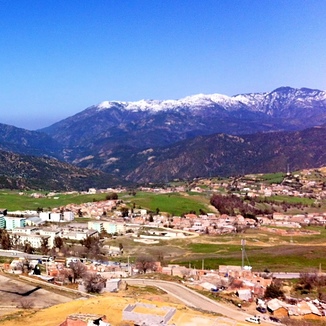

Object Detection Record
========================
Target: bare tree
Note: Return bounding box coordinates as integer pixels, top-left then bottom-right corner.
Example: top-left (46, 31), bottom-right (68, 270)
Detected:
top-left (56, 268), bottom-right (72, 284)
top-left (80, 236), bottom-right (102, 258)
top-left (23, 241), bottom-right (34, 254)
top-left (54, 236), bottom-right (64, 250)
top-left (19, 298), bottom-right (34, 309)
top-left (11, 234), bottom-right (21, 250)
top-left (0, 229), bottom-right (12, 250)
top-left (83, 272), bottom-right (106, 293)
top-left (135, 255), bottom-right (156, 274)
top-left (40, 237), bottom-right (49, 255)
top-left (69, 261), bottom-right (87, 283)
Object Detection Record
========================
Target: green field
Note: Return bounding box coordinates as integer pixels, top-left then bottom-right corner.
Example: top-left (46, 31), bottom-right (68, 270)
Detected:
top-left (121, 191), bottom-right (214, 216)
top-left (0, 190), bottom-right (108, 211)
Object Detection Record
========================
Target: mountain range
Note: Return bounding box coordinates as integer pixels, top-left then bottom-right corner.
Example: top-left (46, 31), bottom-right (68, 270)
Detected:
top-left (1, 86), bottom-right (326, 189)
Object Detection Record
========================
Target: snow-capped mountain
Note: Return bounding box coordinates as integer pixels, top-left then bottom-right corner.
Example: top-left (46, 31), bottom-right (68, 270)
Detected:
top-left (96, 92), bottom-right (246, 112)
top-left (234, 87), bottom-right (326, 116)
top-left (95, 86), bottom-right (326, 115)
top-left (0, 86), bottom-right (325, 187)
top-left (37, 86), bottom-right (326, 180)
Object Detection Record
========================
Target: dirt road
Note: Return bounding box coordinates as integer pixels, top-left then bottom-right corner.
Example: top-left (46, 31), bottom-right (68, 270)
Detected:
top-left (0, 274), bottom-right (73, 316)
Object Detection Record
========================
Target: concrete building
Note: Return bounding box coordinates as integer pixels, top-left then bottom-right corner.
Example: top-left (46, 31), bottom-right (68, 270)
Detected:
top-left (102, 221), bottom-right (125, 235)
top-left (88, 221), bottom-right (103, 233)
top-left (9, 232), bottom-right (50, 249)
top-left (63, 211), bottom-right (74, 221)
top-left (4, 216), bottom-right (26, 230)
top-left (0, 215), bottom-right (5, 229)
top-left (25, 216), bottom-right (45, 226)
top-left (39, 228), bottom-right (62, 248)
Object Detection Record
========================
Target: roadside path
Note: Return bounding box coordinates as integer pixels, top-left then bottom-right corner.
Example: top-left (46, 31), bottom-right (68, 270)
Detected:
top-left (127, 279), bottom-right (278, 325)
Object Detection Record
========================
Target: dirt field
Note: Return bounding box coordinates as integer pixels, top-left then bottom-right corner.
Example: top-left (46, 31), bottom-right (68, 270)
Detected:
top-left (0, 279), bottom-right (255, 326)
top-left (0, 292), bottom-right (252, 326)
top-left (0, 274), bottom-right (73, 316)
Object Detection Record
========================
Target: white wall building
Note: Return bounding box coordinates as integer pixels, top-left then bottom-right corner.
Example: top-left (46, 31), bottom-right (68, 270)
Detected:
top-left (39, 228), bottom-right (62, 248)
top-left (63, 211), bottom-right (74, 221)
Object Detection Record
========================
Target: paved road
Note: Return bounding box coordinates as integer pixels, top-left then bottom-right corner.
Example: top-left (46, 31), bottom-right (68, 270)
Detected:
top-left (127, 279), bottom-right (277, 325)
top-left (0, 249), bottom-right (43, 260)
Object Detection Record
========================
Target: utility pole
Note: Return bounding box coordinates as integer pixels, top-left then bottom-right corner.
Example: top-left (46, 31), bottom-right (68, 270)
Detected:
top-left (241, 239), bottom-right (245, 270)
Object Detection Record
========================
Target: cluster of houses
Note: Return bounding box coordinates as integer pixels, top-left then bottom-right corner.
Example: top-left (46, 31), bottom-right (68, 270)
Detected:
top-left (2, 190), bottom-right (326, 249)
top-left (8, 251), bottom-right (326, 322)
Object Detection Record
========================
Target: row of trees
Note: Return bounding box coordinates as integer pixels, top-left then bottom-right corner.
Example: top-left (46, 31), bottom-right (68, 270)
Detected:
top-left (0, 230), bottom-right (104, 258)
top-left (210, 194), bottom-right (263, 218)
top-left (0, 229), bottom-right (41, 254)
top-left (210, 193), bottom-right (315, 218)
top-left (54, 260), bottom-right (106, 293)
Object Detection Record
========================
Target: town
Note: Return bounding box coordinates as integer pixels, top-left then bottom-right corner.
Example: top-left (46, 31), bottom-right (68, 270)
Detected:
top-left (1, 169), bottom-right (326, 325)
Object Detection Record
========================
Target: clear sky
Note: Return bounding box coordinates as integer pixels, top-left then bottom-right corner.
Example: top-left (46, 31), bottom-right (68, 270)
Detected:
top-left (0, 0), bottom-right (325, 130)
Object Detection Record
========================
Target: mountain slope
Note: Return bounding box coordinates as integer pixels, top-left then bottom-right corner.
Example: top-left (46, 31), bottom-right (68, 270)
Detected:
top-left (0, 123), bottom-right (63, 159)
top-left (124, 125), bottom-right (326, 183)
top-left (40, 87), bottom-right (326, 174)
top-left (0, 150), bottom-right (119, 190)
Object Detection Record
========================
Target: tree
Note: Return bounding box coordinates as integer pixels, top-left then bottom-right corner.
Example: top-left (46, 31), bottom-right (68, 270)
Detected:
top-left (0, 229), bottom-right (12, 250)
top-left (80, 236), bottom-right (102, 258)
top-left (69, 261), bottom-right (87, 283)
top-left (135, 255), bottom-right (156, 274)
top-left (54, 236), bottom-right (64, 250)
top-left (264, 280), bottom-right (285, 299)
top-left (106, 192), bottom-right (118, 200)
top-left (119, 243), bottom-right (124, 253)
top-left (23, 241), bottom-right (34, 254)
top-left (83, 272), bottom-right (106, 293)
top-left (120, 207), bottom-right (129, 217)
top-left (11, 234), bottom-right (21, 250)
top-left (40, 237), bottom-right (49, 255)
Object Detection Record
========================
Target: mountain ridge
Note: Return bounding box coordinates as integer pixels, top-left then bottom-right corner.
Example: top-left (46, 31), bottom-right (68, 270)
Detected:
top-left (0, 86), bottom-right (326, 188)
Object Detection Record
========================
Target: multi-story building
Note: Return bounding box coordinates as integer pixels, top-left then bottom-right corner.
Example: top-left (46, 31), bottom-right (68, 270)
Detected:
top-left (0, 215), bottom-right (5, 229)
top-left (4, 216), bottom-right (26, 230)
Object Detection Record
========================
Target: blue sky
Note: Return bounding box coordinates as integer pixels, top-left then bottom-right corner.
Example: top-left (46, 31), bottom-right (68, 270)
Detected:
top-left (0, 0), bottom-right (325, 130)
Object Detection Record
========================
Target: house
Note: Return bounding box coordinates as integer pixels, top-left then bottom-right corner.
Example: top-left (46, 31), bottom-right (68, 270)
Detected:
top-left (63, 211), bottom-right (74, 221)
top-left (298, 301), bottom-right (322, 320)
top-left (39, 212), bottom-right (63, 222)
top-left (104, 278), bottom-right (121, 292)
top-left (59, 314), bottom-right (110, 326)
top-left (63, 229), bottom-right (98, 241)
top-left (267, 298), bottom-right (288, 318)
top-left (25, 216), bottom-right (44, 226)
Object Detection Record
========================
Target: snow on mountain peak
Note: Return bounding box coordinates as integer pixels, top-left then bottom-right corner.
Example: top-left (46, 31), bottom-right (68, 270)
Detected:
top-left (95, 93), bottom-right (244, 113)
top-left (95, 87), bottom-right (326, 114)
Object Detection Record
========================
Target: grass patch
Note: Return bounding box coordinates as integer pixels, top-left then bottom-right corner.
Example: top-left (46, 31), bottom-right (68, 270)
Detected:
top-left (124, 191), bottom-right (212, 216)
top-left (0, 190), bottom-right (109, 211)
top-left (267, 195), bottom-right (314, 205)
top-left (260, 172), bottom-right (285, 184)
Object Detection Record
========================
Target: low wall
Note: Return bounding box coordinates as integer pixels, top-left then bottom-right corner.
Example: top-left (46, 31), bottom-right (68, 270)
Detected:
top-left (123, 303), bottom-right (176, 325)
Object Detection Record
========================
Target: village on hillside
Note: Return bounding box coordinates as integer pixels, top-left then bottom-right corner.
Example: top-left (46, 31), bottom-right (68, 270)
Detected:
top-left (1, 169), bottom-right (326, 324)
